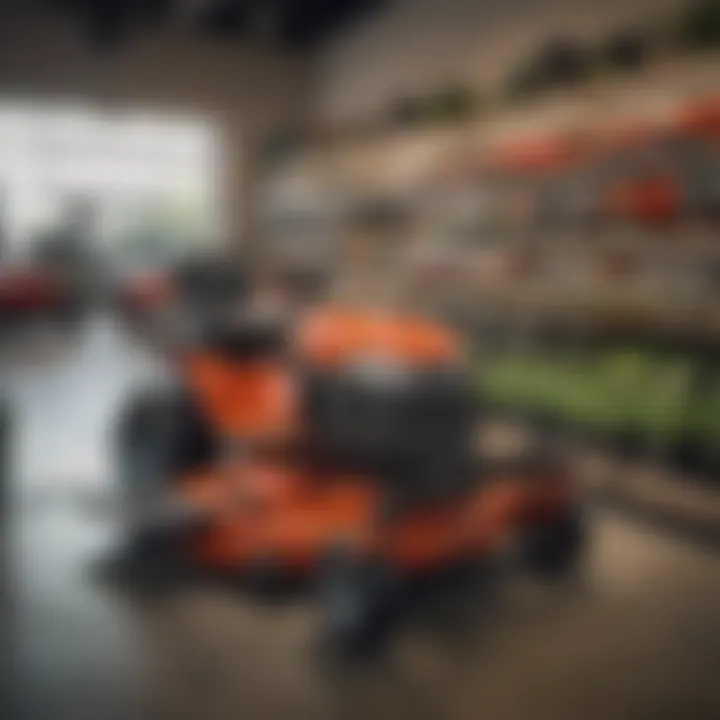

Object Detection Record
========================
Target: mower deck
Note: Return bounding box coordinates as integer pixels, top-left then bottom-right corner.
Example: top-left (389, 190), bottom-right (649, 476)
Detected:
top-left (172, 463), bottom-right (574, 577)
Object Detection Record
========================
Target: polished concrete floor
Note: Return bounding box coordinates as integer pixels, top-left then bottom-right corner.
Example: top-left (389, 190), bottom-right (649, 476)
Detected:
top-left (5, 318), bottom-right (720, 720)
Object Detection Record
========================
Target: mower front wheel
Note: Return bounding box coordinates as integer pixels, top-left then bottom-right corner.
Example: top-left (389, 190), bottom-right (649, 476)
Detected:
top-left (112, 388), bottom-right (214, 592)
top-left (317, 547), bottom-right (404, 659)
top-left (116, 387), bottom-right (215, 495)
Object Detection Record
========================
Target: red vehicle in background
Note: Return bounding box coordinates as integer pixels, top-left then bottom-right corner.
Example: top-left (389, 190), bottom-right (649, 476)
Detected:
top-left (0, 263), bottom-right (82, 327)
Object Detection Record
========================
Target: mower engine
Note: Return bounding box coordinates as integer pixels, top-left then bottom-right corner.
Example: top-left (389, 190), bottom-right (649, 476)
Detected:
top-left (302, 360), bottom-right (476, 508)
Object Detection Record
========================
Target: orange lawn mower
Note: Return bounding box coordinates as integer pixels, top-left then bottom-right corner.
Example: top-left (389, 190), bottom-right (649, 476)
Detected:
top-left (111, 273), bottom-right (586, 655)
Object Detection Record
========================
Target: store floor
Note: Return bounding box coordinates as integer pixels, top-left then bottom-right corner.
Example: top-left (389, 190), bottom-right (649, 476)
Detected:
top-left (6, 318), bottom-right (720, 720)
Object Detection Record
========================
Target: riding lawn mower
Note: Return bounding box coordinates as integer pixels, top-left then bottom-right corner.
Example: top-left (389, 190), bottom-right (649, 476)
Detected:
top-left (113, 263), bottom-right (586, 655)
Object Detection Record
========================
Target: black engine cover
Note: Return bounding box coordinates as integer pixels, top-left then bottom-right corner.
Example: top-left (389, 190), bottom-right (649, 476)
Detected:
top-left (302, 363), bottom-right (476, 503)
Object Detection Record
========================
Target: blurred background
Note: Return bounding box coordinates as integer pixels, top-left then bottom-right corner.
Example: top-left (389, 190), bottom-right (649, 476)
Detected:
top-left (2, 1), bottom-right (720, 719)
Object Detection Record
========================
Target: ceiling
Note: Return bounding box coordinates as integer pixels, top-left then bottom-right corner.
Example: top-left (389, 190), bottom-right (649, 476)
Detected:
top-left (51, 0), bottom-right (387, 50)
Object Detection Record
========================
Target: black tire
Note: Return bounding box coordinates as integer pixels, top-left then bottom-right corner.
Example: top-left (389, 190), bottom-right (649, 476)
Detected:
top-left (116, 387), bottom-right (216, 491)
top-left (115, 387), bottom-right (216, 549)
top-left (523, 509), bottom-right (586, 579)
top-left (317, 548), bottom-right (404, 658)
top-left (112, 388), bottom-right (215, 593)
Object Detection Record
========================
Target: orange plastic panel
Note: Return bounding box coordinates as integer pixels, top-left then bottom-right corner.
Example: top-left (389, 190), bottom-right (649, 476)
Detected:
top-left (185, 356), bottom-right (296, 439)
top-left (297, 307), bottom-right (462, 369)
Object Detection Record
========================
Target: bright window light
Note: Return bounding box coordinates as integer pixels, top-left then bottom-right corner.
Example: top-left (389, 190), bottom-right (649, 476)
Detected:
top-left (0, 101), bottom-right (223, 265)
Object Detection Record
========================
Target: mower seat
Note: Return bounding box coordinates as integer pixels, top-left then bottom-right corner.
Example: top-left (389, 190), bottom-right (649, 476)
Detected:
top-left (204, 314), bottom-right (287, 362)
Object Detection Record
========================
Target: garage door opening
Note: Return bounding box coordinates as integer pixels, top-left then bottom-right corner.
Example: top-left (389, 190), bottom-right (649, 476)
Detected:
top-left (0, 100), bottom-right (223, 272)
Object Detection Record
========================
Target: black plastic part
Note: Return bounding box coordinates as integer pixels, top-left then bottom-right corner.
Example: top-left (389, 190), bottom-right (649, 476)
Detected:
top-left (301, 367), bottom-right (477, 506)
top-left (204, 317), bottom-right (287, 362)
top-left (524, 510), bottom-right (586, 579)
top-left (317, 548), bottom-right (405, 658)
top-left (116, 386), bottom-right (217, 486)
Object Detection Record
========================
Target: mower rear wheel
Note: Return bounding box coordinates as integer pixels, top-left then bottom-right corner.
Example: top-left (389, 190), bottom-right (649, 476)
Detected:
top-left (523, 509), bottom-right (586, 580)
